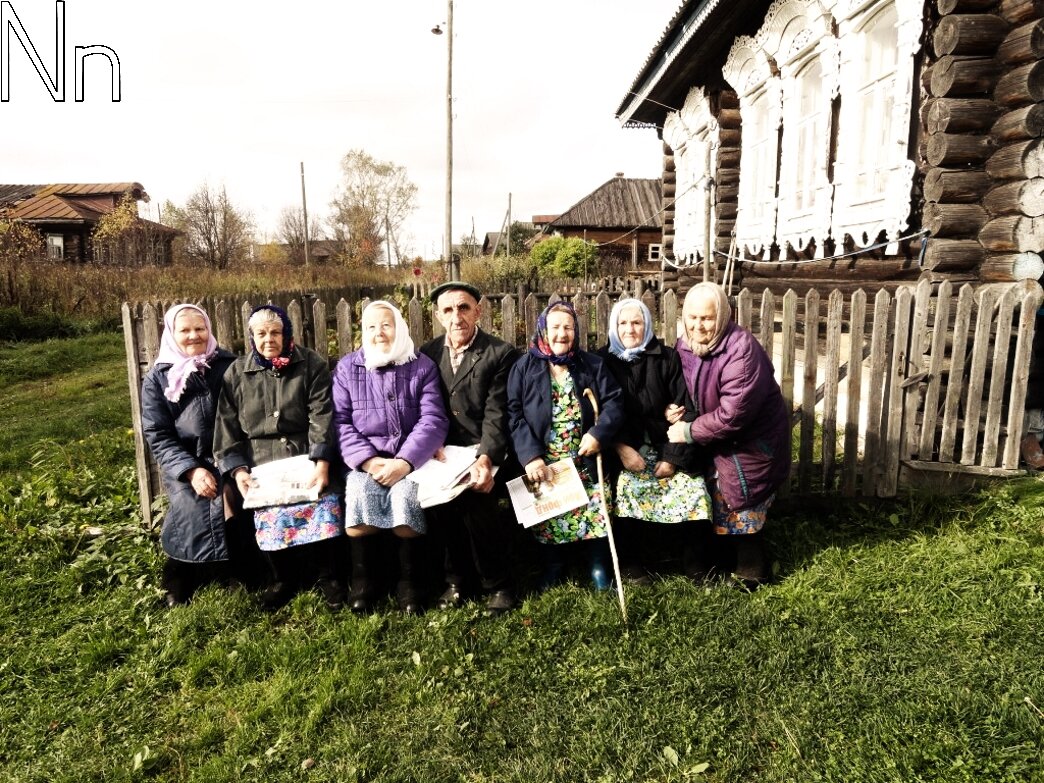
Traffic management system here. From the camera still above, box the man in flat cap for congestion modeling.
[421,281,520,613]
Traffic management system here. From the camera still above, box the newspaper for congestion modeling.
[241,454,321,510]
[506,457,588,528]
[406,444,484,509]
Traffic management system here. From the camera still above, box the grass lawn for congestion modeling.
[1,333,1044,782]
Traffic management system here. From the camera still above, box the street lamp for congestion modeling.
[432,0,456,279]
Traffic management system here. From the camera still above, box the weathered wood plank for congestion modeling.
[918,281,954,460]
[939,285,976,461]
[982,287,1018,466]
[123,302,153,525]
[1003,282,1044,466]
[881,288,913,497]
[903,279,934,462]
[779,290,798,498]
[863,289,892,496]
[759,289,775,357]
[822,290,844,490]
[842,290,867,496]
[736,288,753,330]
[960,287,999,464]
[799,289,820,494]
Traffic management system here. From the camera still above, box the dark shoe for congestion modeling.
[398,597,425,616]
[621,565,653,586]
[437,585,466,610]
[260,581,295,610]
[349,595,373,615]
[318,579,346,611]
[484,590,516,614]
[163,590,186,608]
[726,573,767,592]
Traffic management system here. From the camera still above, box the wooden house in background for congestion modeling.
[0,182,175,264]
[616,0,1044,296]
[538,174,663,274]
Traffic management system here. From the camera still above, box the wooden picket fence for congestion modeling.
[122,279,1043,523]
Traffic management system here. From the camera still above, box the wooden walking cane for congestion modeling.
[582,387,627,622]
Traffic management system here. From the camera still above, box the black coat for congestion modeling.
[420,329,521,466]
[141,349,237,563]
[596,338,697,472]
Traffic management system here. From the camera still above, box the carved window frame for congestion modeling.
[662,87,718,262]
[761,0,837,258]
[723,37,782,259]
[828,0,920,253]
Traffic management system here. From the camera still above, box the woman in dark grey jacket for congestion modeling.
[141,303,250,607]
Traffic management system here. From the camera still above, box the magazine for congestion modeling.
[406,445,488,509]
[506,457,588,528]
[241,454,321,510]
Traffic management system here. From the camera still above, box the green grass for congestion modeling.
[2,334,1044,781]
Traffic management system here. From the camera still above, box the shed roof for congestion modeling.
[3,183,149,222]
[549,177,663,230]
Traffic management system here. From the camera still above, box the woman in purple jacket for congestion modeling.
[333,300,448,614]
[667,282,791,588]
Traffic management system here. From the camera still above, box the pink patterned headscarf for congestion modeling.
[155,303,218,402]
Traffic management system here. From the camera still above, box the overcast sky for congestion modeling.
[3,0,679,259]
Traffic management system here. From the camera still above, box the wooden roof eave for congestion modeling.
[616,0,769,129]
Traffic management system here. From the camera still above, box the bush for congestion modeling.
[530,236,597,278]
[0,306,82,341]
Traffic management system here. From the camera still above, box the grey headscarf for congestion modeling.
[683,282,732,357]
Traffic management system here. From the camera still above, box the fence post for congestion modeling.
[822,290,844,491]
[939,285,975,463]
[842,289,867,496]
[981,286,1018,467]
[779,290,798,498]
[1003,282,1044,468]
[501,294,517,345]
[798,289,820,494]
[122,303,153,525]
[917,280,953,462]
[336,299,354,357]
[881,287,913,497]
[863,289,892,496]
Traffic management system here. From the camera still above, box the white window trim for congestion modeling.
[46,234,64,260]
[663,86,718,263]
[724,36,782,260]
[827,0,920,254]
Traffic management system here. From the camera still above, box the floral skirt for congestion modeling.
[614,450,712,525]
[710,480,772,535]
[253,492,344,552]
[344,471,426,534]
[530,460,609,545]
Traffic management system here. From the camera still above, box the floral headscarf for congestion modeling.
[528,301,579,366]
[607,298,653,363]
[155,303,219,402]
[248,305,295,372]
[361,300,417,370]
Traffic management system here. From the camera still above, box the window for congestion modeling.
[648,243,662,263]
[662,87,718,263]
[46,234,64,260]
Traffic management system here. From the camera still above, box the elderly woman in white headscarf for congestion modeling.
[333,300,448,614]
[214,304,346,610]
[142,303,249,607]
[596,298,710,583]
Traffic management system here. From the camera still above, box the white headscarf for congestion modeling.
[683,282,733,357]
[361,300,417,370]
[607,298,654,362]
[154,303,219,402]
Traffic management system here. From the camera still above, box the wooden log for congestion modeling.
[718,149,741,168]
[983,177,1044,216]
[991,103,1044,141]
[716,91,739,111]
[933,14,1011,57]
[716,107,741,128]
[922,202,989,237]
[716,183,739,202]
[979,251,1044,280]
[718,128,741,147]
[994,60,1044,106]
[926,132,997,166]
[737,256,915,280]
[979,214,1044,250]
[926,97,1000,133]
[998,0,1044,26]
[663,182,676,198]
[930,55,1000,97]
[924,168,992,202]
[922,238,987,271]
[996,19,1044,64]
[985,138,1044,179]
[715,167,740,187]
[663,154,675,172]
[938,0,999,12]
[663,169,677,185]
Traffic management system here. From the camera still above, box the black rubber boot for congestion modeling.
[732,531,768,589]
[348,535,376,614]
[683,521,720,583]
[396,536,425,615]
[260,550,298,610]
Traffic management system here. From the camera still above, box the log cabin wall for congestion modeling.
[926,0,1044,284]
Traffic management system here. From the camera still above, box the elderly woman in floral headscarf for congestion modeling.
[507,300,623,590]
[667,282,791,588]
[142,303,249,607]
[214,304,346,610]
[333,300,448,614]
[596,298,710,583]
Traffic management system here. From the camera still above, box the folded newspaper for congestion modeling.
[406,444,484,508]
[506,457,588,527]
[241,454,321,510]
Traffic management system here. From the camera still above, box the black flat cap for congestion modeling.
[430,281,482,303]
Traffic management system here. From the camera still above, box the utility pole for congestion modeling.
[300,161,311,267]
[445,0,456,278]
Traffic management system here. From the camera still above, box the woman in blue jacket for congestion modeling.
[507,301,624,589]
[141,303,256,606]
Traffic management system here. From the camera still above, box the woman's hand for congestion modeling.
[308,459,330,492]
[361,456,387,477]
[615,443,645,473]
[189,467,218,499]
[373,458,411,487]
[665,403,686,424]
[653,461,676,479]
[577,432,600,457]
[525,458,550,484]
[667,421,690,443]
[234,468,255,498]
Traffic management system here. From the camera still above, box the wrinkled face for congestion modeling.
[616,305,645,350]
[252,320,284,359]
[435,290,481,350]
[545,309,576,356]
[684,292,718,346]
[362,306,396,353]
[173,310,210,357]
